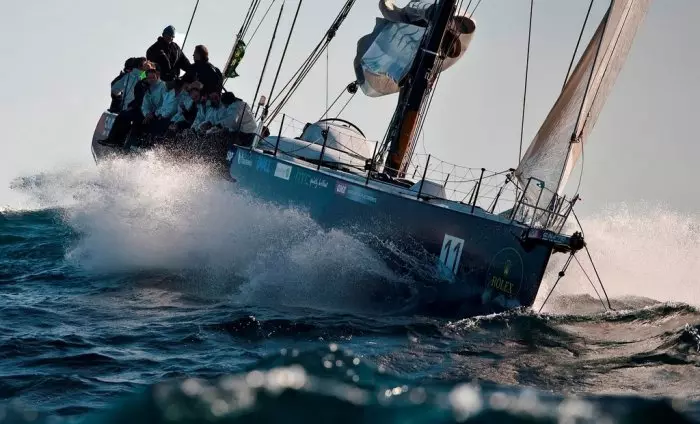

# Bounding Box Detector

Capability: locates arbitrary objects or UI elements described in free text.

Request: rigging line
[246,0,278,48]
[266,0,356,121]
[321,85,349,120]
[584,243,613,310]
[181,0,200,51]
[325,47,329,120]
[464,0,474,13]
[562,0,594,92]
[573,254,608,311]
[239,0,261,38]
[469,0,483,17]
[334,91,356,118]
[253,1,285,113]
[538,253,575,314]
[574,137,585,197]
[518,0,533,164]
[263,0,304,121]
[571,208,612,310]
[555,1,614,194]
[579,2,636,132]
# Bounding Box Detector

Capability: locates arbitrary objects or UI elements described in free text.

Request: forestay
[515,0,651,211]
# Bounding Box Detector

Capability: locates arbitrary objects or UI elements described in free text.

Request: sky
[0,0,697,216]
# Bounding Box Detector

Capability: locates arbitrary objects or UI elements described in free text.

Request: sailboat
[221,0,651,318]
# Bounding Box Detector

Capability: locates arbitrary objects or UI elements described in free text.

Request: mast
[383,0,458,178]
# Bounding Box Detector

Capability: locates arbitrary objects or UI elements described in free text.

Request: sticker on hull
[274,163,292,180]
[482,247,524,308]
[335,181,377,204]
[437,234,464,282]
[237,150,253,167]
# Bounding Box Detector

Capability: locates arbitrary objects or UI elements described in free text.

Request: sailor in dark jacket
[146,25,191,82]
[182,45,223,96]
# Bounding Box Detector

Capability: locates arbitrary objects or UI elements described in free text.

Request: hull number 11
[439,234,464,276]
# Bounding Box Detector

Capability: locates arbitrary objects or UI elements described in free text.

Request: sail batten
[515,0,651,212]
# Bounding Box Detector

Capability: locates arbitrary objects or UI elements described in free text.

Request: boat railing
[397,154,577,233]
[250,114,575,234]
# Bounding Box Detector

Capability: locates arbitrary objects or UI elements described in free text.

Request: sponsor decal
[274,163,292,180]
[226,150,235,161]
[334,181,377,204]
[293,171,329,189]
[256,156,273,173]
[335,182,348,195]
[346,185,377,204]
[237,150,253,167]
[482,248,524,307]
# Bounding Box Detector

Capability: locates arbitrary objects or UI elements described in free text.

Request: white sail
[515,0,651,212]
[353,0,476,97]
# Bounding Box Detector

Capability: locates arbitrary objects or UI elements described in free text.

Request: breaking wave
[6,152,407,313]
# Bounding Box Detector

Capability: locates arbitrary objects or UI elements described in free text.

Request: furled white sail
[354,0,476,97]
[515,0,651,212]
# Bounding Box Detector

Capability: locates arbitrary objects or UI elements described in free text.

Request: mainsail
[354,0,476,97]
[515,0,651,211]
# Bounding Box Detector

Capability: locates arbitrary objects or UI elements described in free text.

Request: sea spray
[536,202,700,312]
[8,152,405,313]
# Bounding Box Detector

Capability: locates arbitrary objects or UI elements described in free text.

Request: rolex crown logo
[503,260,511,277]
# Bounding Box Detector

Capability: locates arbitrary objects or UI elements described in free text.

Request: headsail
[515,0,651,211]
[353,0,476,97]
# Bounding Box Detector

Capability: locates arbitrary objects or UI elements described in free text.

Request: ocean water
[1,153,699,423]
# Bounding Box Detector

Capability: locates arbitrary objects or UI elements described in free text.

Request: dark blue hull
[227,147,564,319]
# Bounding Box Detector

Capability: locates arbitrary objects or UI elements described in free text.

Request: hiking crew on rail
[102,25,258,152]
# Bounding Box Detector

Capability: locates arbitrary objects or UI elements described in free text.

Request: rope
[241,0,262,37]
[264,0,356,125]
[181,0,200,51]
[319,85,349,121]
[573,254,608,310]
[562,0,594,91]
[245,0,277,47]
[263,0,303,122]
[571,209,613,310]
[325,47,329,120]
[253,1,285,110]
[518,0,533,163]
[334,91,356,118]
[468,0,483,17]
[585,243,612,310]
[538,253,575,313]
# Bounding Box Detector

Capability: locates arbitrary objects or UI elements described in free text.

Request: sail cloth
[354,0,476,97]
[515,0,651,212]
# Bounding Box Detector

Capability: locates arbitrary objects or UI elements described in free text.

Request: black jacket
[146,37,191,82]
[183,59,223,95]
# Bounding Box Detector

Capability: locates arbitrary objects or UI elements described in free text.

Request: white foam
[7,152,401,311]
